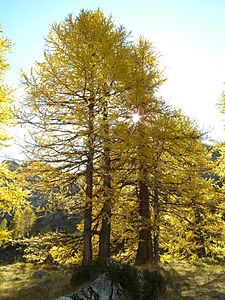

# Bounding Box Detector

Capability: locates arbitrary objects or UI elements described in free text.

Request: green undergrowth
[71,259,167,300]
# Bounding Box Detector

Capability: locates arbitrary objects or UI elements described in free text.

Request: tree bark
[194,209,206,258]
[98,169,111,258]
[135,113,153,266]
[99,101,111,259]
[83,101,94,264]
[135,177,153,265]
[153,189,160,264]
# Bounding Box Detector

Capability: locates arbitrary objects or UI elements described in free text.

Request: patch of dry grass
[0,258,224,299]
[0,262,74,300]
[161,258,225,300]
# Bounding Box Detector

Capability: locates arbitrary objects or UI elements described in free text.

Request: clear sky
[1,0,225,159]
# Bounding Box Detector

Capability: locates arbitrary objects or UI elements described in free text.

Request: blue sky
[1,0,225,158]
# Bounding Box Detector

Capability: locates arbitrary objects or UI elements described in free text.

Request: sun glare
[132,113,140,123]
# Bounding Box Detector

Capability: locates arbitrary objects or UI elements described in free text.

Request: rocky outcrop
[33,269,50,278]
[32,211,81,233]
[57,273,128,300]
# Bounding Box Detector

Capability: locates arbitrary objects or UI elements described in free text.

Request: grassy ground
[0,258,224,299]
[0,262,74,300]
[160,258,225,300]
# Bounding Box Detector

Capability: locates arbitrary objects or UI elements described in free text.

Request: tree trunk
[135,117,153,266]
[197,235,206,258]
[99,179,111,258]
[99,101,111,259]
[194,209,206,258]
[135,177,153,265]
[153,189,160,264]
[83,101,94,264]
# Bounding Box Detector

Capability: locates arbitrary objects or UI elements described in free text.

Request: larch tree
[19,9,222,265]
[108,37,165,265]
[21,10,130,263]
[108,92,217,264]
[0,24,29,243]
[157,112,213,259]
[130,39,164,265]
[110,107,219,263]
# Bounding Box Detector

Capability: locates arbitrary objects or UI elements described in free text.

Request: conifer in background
[0,24,29,245]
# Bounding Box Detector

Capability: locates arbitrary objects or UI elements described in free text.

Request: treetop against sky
[1,0,225,159]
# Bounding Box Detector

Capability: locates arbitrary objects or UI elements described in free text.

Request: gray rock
[33,211,81,233]
[33,269,50,278]
[39,278,49,284]
[56,273,127,300]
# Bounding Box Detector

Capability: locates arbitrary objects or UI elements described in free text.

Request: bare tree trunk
[83,101,94,264]
[99,160,111,258]
[99,101,111,259]
[135,177,153,265]
[153,189,160,264]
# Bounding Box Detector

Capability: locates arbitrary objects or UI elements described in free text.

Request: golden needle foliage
[19,11,225,264]
[0,24,29,244]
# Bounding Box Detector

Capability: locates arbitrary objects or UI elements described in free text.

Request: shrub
[107,261,139,299]
[71,259,107,287]
[71,259,166,299]
[142,269,167,299]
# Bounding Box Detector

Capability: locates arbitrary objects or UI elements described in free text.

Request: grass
[0,258,224,299]
[0,262,74,300]
[161,258,225,299]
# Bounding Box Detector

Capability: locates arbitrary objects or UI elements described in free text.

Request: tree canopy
[0,24,29,244]
[17,10,225,265]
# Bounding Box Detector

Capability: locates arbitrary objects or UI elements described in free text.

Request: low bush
[142,269,167,299]
[71,259,107,287]
[107,261,139,299]
[71,259,166,299]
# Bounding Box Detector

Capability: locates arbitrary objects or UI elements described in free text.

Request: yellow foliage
[0,25,29,245]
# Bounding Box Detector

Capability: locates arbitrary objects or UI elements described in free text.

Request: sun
[132,113,141,123]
